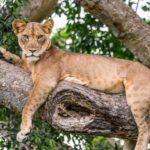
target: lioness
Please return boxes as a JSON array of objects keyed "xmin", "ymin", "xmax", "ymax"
[{"xmin": 0, "ymin": 19, "xmax": 150, "ymax": 150}]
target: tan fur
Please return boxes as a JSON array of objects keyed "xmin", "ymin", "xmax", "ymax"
[{"xmin": 1, "ymin": 19, "xmax": 150, "ymax": 150}]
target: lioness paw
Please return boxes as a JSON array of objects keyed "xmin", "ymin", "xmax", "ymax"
[{"xmin": 16, "ymin": 131, "xmax": 27, "ymax": 142}]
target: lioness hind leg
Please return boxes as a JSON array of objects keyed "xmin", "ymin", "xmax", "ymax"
[
  {"xmin": 126, "ymin": 95, "xmax": 150, "ymax": 150},
  {"xmin": 0, "ymin": 47, "xmax": 23, "ymax": 67}
]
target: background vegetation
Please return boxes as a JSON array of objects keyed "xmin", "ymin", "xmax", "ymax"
[{"xmin": 0, "ymin": 0, "xmax": 150, "ymax": 149}]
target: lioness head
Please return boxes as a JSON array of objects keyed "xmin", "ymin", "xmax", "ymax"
[{"xmin": 12, "ymin": 19, "xmax": 54, "ymax": 62}]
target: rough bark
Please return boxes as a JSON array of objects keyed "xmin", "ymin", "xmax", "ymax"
[
  {"xmin": 20, "ymin": 0, "xmax": 58, "ymax": 22},
  {"xmin": 0, "ymin": 59, "xmax": 141, "ymax": 140}
]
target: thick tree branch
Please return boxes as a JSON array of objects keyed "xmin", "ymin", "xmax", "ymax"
[
  {"xmin": 0, "ymin": 59, "xmax": 140, "ymax": 140},
  {"xmin": 75, "ymin": 0, "xmax": 150, "ymax": 67},
  {"xmin": 20, "ymin": 0, "xmax": 58, "ymax": 22}
]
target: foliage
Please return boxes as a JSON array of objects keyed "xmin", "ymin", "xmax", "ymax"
[
  {"xmin": 0, "ymin": 0, "xmax": 150, "ymax": 149},
  {"xmin": 85, "ymin": 136, "xmax": 122, "ymax": 150},
  {"xmin": 142, "ymin": 2, "xmax": 150, "ymax": 12},
  {"xmin": 52, "ymin": 0, "xmax": 150, "ymax": 60},
  {"xmin": 52, "ymin": 0, "xmax": 134, "ymax": 60},
  {"xmin": 0, "ymin": 105, "xmax": 74, "ymax": 149},
  {"xmin": 0, "ymin": 0, "xmax": 27, "ymax": 55}
]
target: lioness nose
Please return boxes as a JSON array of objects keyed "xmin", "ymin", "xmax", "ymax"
[{"xmin": 29, "ymin": 50, "xmax": 36, "ymax": 53}]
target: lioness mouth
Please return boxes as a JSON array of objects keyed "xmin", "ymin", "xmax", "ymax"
[
  {"xmin": 26, "ymin": 55, "xmax": 39, "ymax": 58},
  {"xmin": 26, "ymin": 55, "xmax": 40, "ymax": 62}
]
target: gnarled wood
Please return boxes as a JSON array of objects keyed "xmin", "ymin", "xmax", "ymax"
[{"xmin": 0, "ymin": 59, "xmax": 140, "ymax": 140}]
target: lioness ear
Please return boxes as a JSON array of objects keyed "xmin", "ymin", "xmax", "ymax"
[
  {"xmin": 12, "ymin": 19, "xmax": 27, "ymax": 34},
  {"xmin": 42, "ymin": 19, "xmax": 54, "ymax": 34}
]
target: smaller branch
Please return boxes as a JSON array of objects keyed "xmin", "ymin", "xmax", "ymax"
[{"xmin": 135, "ymin": 0, "xmax": 140, "ymax": 12}]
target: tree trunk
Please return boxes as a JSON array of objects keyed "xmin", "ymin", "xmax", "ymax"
[{"xmin": 0, "ymin": 59, "xmax": 140, "ymax": 140}]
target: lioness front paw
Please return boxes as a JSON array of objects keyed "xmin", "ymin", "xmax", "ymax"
[{"xmin": 16, "ymin": 131, "xmax": 27, "ymax": 142}]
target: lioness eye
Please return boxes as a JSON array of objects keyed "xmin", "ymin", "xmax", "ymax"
[
  {"xmin": 21, "ymin": 35, "xmax": 29, "ymax": 43},
  {"xmin": 22, "ymin": 35, "xmax": 29, "ymax": 40},
  {"xmin": 37, "ymin": 35, "xmax": 46, "ymax": 43},
  {"xmin": 37, "ymin": 35, "xmax": 44, "ymax": 39}
]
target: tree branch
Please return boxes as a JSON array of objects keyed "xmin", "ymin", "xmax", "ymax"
[
  {"xmin": 0, "ymin": 59, "xmax": 139, "ymax": 140},
  {"xmin": 75, "ymin": 0, "xmax": 150, "ymax": 67},
  {"xmin": 20, "ymin": 0, "xmax": 58, "ymax": 22}
]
